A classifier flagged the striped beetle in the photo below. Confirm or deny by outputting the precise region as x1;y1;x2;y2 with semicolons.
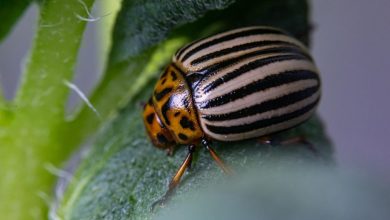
143;26;320;201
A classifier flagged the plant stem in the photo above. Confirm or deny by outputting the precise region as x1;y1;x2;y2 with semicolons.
0;90;4;107
0;0;95;219
97;0;121;72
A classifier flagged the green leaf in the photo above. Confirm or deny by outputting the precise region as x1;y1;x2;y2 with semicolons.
0;0;32;42
109;0;310;65
0;86;5;106
57;0;331;219
108;0;234;65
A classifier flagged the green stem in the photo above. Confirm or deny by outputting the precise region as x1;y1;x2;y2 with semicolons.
62;0;123;149
0;0;95;219
97;0;121;73
0;86;4;105
15;0;91;117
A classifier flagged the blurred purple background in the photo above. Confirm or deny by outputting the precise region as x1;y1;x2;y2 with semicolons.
1;0;389;179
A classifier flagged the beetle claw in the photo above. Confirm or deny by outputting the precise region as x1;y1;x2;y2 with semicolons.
166;147;174;156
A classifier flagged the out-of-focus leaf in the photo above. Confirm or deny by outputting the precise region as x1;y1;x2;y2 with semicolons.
108;0;233;65
0;0;32;42
156;163;390;220
109;0;311;66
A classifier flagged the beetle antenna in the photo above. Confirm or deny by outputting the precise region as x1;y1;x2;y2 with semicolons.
201;139;234;175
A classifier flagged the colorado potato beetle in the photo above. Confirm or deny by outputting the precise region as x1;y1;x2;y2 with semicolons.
143;26;320;202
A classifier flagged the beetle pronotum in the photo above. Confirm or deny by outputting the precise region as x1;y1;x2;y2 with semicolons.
142;26;320;203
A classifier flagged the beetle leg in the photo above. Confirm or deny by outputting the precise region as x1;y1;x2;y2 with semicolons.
168;144;196;192
259;135;318;155
153;145;196;209
201;139;234;175
279;136;318;155
165;145;174;156
258;136;274;145
187;153;193;170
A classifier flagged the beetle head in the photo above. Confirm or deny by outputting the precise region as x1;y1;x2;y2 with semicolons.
143;98;175;150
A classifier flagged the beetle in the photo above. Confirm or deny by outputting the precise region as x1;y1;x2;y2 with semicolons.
143;26;320;202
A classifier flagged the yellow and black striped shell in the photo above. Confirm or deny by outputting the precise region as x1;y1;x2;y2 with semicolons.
143;26;320;149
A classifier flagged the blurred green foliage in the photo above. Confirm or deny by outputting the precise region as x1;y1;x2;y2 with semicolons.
156;163;390;220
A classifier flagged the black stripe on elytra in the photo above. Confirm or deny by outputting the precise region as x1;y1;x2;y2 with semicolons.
154;87;172;101
199;69;319;109
180;28;285;62
182;97;190;110
170;62;187;77
170;62;183;71
203;85;319;121
175;37;205;60
146;113;154;124
205;98;319;135
190;40;300;65
192;47;312;95
201;54;309;94
161;96;172;125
